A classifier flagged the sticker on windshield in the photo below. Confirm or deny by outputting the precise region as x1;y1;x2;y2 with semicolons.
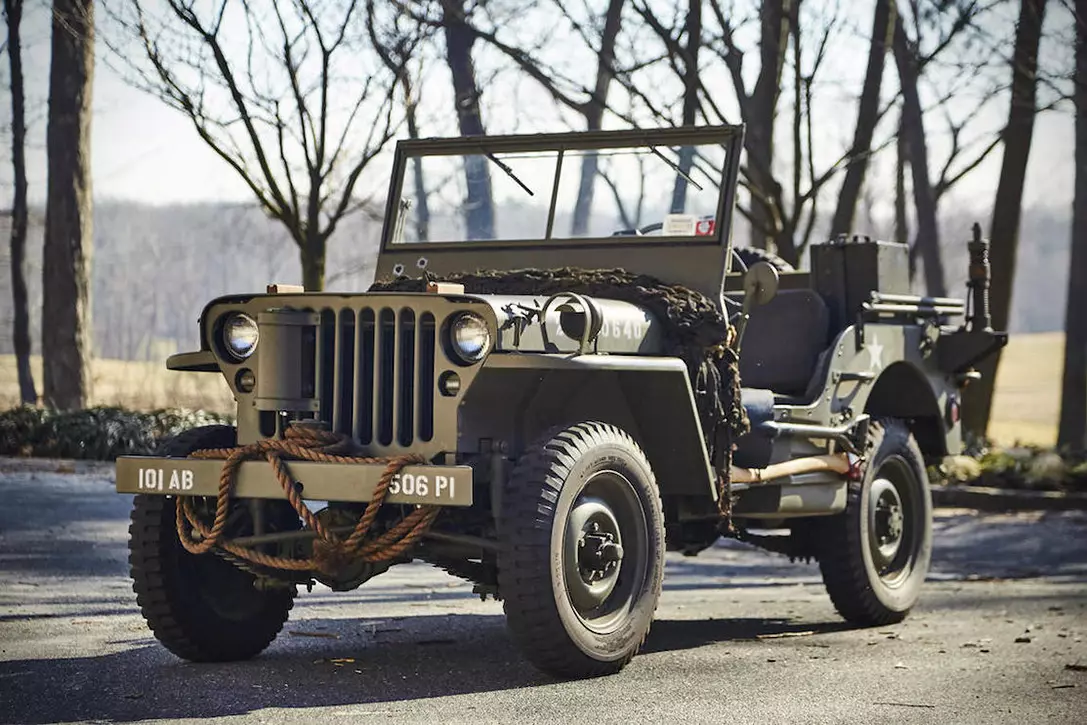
663;214;696;236
695;218;716;236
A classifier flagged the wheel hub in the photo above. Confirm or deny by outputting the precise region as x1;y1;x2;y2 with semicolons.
869;477;905;569
565;495;624;613
578;525;625;580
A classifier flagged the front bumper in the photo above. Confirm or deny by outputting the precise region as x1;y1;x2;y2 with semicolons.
115;456;474;507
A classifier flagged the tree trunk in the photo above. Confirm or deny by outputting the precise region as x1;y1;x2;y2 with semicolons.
403;75;430;242
571;0;625;235
301;233;327;292
42;0;94;411
442;0;494;241
4;0;36;405
831;0;894;236
962;0;1047;439
670;0;702;214
892;14;946;298
746;0;790;251
895;112;909;245
1058;10;1086;451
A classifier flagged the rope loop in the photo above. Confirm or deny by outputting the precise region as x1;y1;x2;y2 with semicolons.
174;423;438;576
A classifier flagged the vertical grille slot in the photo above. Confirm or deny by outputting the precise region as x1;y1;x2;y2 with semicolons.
332;309;355;433
317;310;336;424
353;308;375;443
398;309;416;446
418;313;436;442
376;308;396;446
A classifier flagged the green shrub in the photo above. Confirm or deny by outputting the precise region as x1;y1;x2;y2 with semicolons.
0;405;48;457
0;406;234;461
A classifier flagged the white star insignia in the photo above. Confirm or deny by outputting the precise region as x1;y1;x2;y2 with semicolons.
864;340;884;372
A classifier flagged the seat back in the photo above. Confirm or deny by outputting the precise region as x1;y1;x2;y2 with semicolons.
737;289;830;397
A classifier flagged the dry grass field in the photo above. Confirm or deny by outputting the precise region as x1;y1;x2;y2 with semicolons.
986;331;1064;447
0;332;1065;446
0;355;235;414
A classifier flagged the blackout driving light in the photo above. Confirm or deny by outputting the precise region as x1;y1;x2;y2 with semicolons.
449;312;491;363
222;313;259;360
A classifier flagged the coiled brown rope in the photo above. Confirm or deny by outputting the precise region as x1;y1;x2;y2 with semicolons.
174;423;439;576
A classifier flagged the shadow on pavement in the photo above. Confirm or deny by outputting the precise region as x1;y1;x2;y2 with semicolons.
0;611;861;724
642;617;850;653
0;614;535;724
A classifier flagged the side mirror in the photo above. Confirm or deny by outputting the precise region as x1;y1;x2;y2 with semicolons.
733;261;779;354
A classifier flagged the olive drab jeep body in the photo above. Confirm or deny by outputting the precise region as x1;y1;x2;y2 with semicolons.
115;125;1007;679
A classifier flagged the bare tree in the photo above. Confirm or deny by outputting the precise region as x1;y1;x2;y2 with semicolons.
1058;6;1086;450
669;0;701;213
831;0;895;236
963;0;1048;437
4;0;35;404
440;0;494;240
366;1;432;240
42;0;94;410
895;112;909;245
893;11;946;297
745;0;791;251
108;0;406;290
418;0;629;234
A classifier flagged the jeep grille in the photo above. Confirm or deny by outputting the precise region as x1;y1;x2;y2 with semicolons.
315;307;436;447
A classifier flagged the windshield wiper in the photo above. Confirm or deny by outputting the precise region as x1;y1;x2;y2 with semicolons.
647;145;704;191
484;151;535;197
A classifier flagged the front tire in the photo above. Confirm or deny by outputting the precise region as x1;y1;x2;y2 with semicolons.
129;425;300;662
817;419;933;626
498;422;666;679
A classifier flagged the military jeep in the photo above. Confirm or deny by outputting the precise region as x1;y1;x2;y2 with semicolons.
115;125;1006;679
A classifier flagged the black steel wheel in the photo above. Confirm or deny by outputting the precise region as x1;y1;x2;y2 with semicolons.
498;422;665;679
129;425;300;662
817;419;933;626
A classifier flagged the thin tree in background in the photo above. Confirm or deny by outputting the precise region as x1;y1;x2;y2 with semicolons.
110;0;407;291
42;0;94;410
895;112;909;246
441;0;494;240
431;0;628;234
893;10;946;297
745;0;791;252
831;0;894;236
4;0;36;404
367;0;432;241
669;0;701;214
963;0;1047;438
1058;8;1086;450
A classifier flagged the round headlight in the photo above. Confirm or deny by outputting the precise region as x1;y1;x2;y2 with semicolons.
222;313;259;360
449;312;491;363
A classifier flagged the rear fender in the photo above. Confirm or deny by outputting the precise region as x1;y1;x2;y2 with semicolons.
865;360;950;460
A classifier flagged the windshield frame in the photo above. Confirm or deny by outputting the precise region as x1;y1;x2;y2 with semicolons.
378;125;745;252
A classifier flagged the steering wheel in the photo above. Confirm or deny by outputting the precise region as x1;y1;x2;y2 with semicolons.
610;222;750;324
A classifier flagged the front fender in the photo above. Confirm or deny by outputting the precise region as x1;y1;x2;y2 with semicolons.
462;354;716;498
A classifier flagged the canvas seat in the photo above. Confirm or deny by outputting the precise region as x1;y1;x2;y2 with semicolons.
736;289;830;398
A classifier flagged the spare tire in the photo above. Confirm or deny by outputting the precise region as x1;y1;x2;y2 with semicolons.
731;246;795;273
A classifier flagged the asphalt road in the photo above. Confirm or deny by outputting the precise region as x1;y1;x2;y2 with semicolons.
1;458;1086;724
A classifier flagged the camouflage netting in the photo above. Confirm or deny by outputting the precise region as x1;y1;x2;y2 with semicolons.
369;267;750;469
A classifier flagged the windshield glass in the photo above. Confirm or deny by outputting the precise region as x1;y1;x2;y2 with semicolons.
389;140;731;245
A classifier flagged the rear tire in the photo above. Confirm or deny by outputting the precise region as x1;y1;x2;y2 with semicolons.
732;246;795;273
817;419;933;626
498;422;665;679
129;425;300;662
